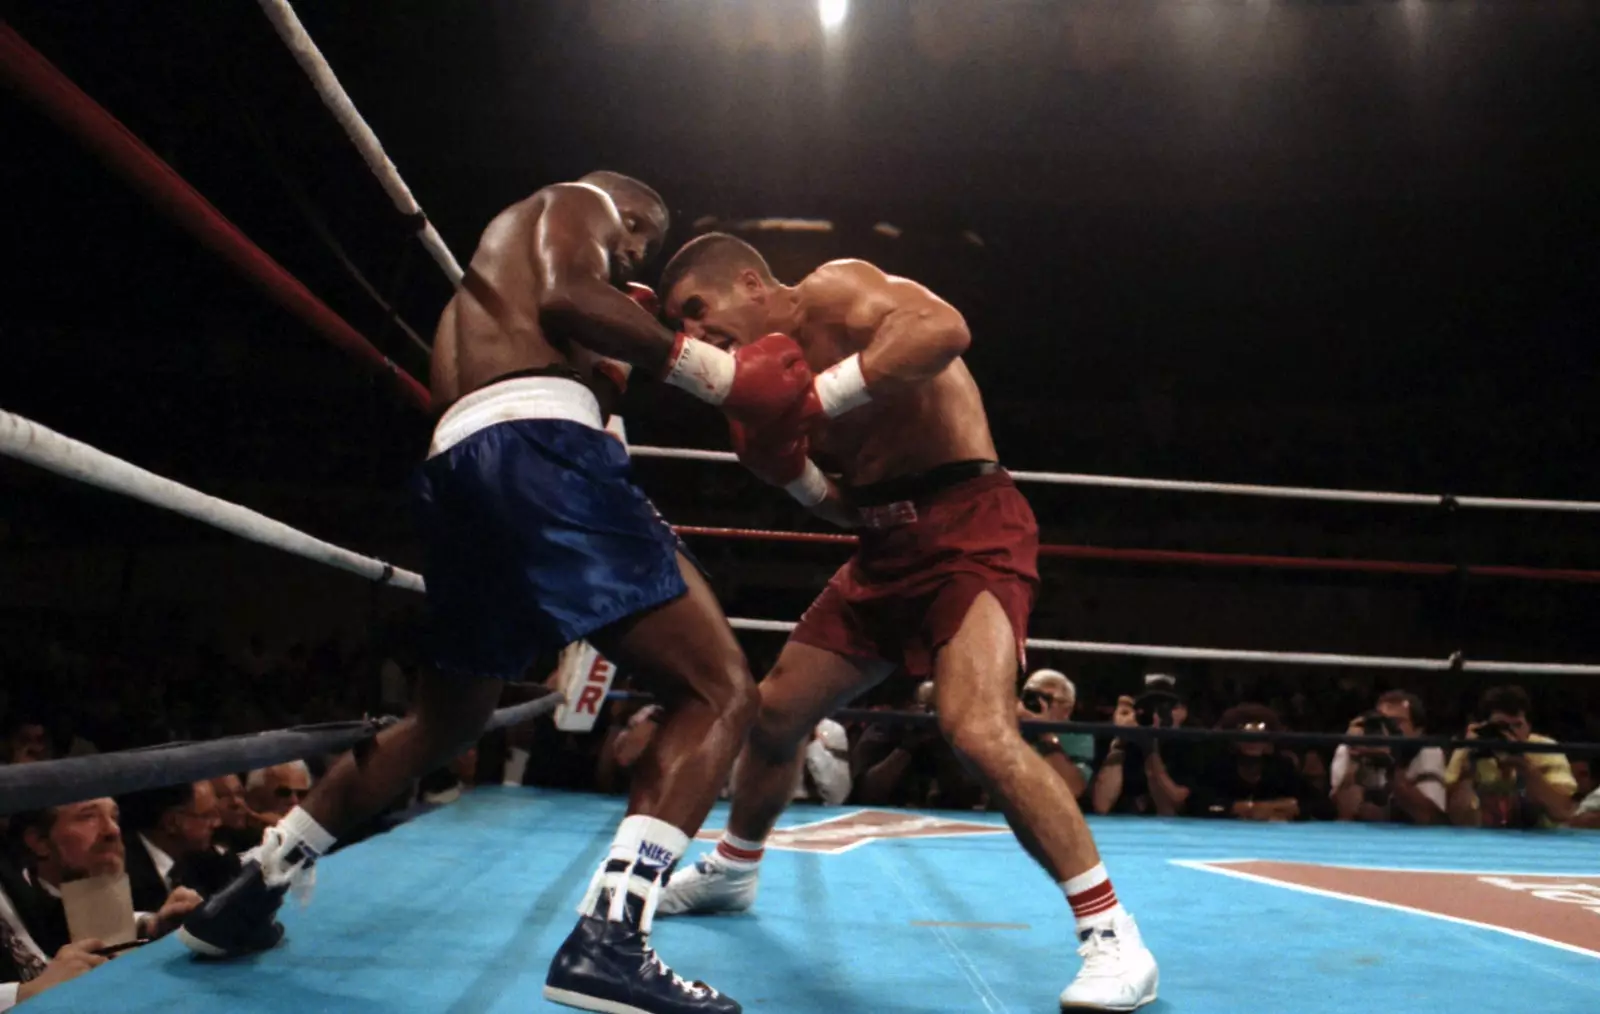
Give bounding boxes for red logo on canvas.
[1184,860,1600,957]
[697,809,1008,855]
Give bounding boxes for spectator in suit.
[3,798,200,1005]
[116,782,222,913]
[1,844,108,1012]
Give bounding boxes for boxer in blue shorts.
[180,172,822,1014]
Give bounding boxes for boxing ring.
[4,9,1599,1013]
[17,791,1600,1014]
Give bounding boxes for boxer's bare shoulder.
[794,259,996,484]
[430,183,638,409]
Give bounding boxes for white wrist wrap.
[784,460,830,507]
[814,353,872,418]
[662,336,736,405]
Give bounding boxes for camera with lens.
[1134,691,1180,727]
[1357,711,1402,737]
[1021,689,1049,714]
[1471,719,1516,759]
[1354,710,1403,769]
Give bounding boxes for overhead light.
[819,0,848,32]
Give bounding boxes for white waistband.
[429,376,602,457]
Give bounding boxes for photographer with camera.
[1446,685,1577,829]
[1330,690,1447,825]
[1090,681,1197,817]
[1016,670,1093,800]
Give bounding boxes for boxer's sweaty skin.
[792,261,995,487]
[430,183,668,415]
[797,326,996,487]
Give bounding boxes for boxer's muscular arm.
[534,184,677,372]
[800,259,971,396]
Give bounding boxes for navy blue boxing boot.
[179,820,322,959]
[544,856,740,1014]
[176,859,288,958]
[544,912,739,1014]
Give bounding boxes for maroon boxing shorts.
[789,460,1040,676]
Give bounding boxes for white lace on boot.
[1059,913,1159,1012]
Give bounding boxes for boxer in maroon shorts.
[794,466,1039,680]
[653,235,1158,1012]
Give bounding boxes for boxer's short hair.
[579,170,666,217]
[660,232,773,298]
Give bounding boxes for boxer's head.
[579,171,669,284]
[660,232,784,349]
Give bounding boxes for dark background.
[3,2,1598,729]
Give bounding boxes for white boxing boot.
[656,850,761,916]
[1058,911,1159,1011]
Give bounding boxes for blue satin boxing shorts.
[413,374,687,679]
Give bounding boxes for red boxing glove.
[730,418,808,487]
[661,332,816,428]
[730,417,829,506]
[724,334,814,425]
[623,282,660,317]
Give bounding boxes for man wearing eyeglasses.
[1018,670,1093,801]
[118,782,222,914]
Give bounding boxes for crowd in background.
[2,620,1598,1006]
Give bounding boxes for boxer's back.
[430,189,609,411]
[799,300,998,487]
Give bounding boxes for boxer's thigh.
[591,551,750,706]
[753,639,894,748]
[931,588,1023,727]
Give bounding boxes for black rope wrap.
[0,692,563,816]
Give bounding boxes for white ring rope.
[5,408,1597,675]
[721,620,1600,676]
[250,1,1597,518]
[255,0,464,286]
[628,445,1600,513]
[0,409,424,593]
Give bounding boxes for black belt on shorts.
[847,459,1001,511]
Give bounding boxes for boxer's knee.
[939,709,1023,773]
[698,650,759,731]
[746,697,813,763]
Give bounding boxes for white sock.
[713,831,766,869]
[1060,862,1127,933]
[581,815,690,924]
[261,807,336,884]
[502,747,530,786]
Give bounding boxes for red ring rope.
[671,525,1600,584]
[0,24,431,411]
[10,22,1592,592]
